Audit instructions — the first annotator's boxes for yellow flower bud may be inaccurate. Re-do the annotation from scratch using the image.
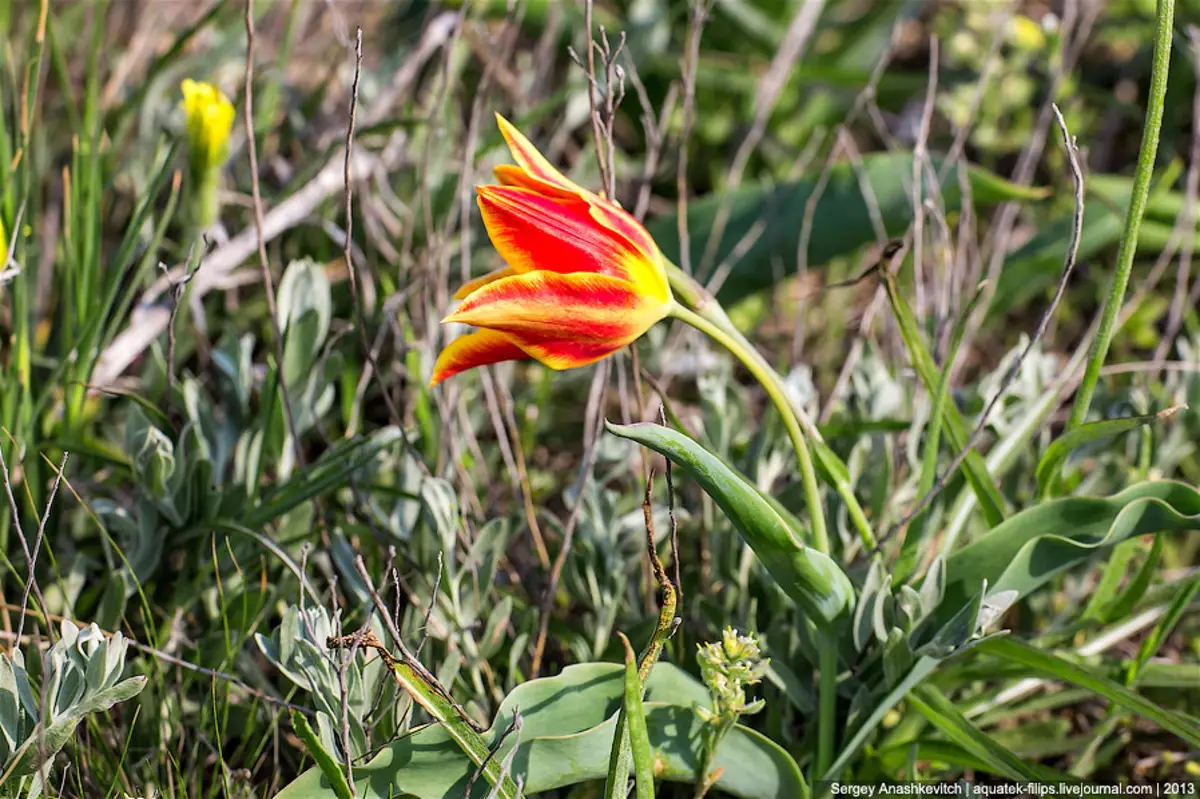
[1008,15,1045,51]
[181,79,234,174]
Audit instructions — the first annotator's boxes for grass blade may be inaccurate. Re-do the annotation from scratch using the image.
[978,637,1200,748]
[882,269,1007,527]
[908,684,1071,783]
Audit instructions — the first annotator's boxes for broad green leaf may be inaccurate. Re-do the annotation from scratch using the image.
[650,152,1046,304]
[939,481,1200,619]
[977,637,1200,748]
[277,663,805,799]
[1036,406,1185,496]
[605,421,854,626]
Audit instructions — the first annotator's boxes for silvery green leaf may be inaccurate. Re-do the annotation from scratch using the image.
[882,629,913,688]
[915,582,986,659]
[277,258,332,387]
[919,554,946,616]
[895,585,923,632]
[10,676,146,777]
[125,408,177,507]
[852,558,887,652]
[978,589,1019,631]
[421,478,459,581]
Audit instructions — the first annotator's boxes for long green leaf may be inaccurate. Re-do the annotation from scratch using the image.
[908,684,1060,782]
[978,637,1200,748]
[290,711,354,799]
[605,421,854,627]
[896,279,988,583]
[621,635,655,799]
[823,656,940,782]
[1036,406,1185,495]
[1126,577,1200,685]
[939,481,1200,619]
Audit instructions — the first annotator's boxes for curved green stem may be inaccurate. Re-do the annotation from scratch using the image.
[1066,0,1174,430]
[663,261,876,550]
[670,301,830,555]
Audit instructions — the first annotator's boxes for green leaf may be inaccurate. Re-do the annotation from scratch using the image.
[882,271,1007,528]
[896,279,989,583]
[1036,406,1186,495]
[990,164,1194,316]
[277,258,333,387]
[650,152,1045,304]
[276,664,805,799]
[620,635,655,799]
[291,711,354,799]
[823,656,940,781]
[1126,576,1200,685]
[11,677,146,777]
[245,426,404,528]
[938,481,1200,620]
[977,637,1200,748]
[908,685,1059,782]
[605,421,854,627]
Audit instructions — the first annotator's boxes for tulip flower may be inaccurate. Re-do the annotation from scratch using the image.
[181,79,235,175]
[180,79,234,230]
[431,114,673,386]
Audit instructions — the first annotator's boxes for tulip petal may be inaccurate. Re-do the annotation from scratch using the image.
[477,186,647,283]
[443,271,668,345]
[431,329,529,386]
[494,113,586,195]
[586,201,670,302]
[493,164,583,202]
[501,330,626,370]
[453,265,519,300]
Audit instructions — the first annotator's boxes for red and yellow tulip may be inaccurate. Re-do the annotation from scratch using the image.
[431,114,673,386]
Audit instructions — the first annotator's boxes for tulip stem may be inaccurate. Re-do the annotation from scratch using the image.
[669,302,830,555]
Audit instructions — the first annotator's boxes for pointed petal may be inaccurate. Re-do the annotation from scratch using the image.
[586,201,671,302]
[453,265,519,300]
[477,186,648,282]
[495,113,586,195]
[493,164,583,202]
[431,329,529,386]
[503,330,626,371]
[443,271,668,344]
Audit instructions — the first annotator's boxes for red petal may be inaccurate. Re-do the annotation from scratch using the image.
[494,113,585,195]
[443,271,668,344]
[503,329,625,370]
[431,329,529,386]
[477,186,646,283]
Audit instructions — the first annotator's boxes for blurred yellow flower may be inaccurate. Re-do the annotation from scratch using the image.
[1008,15,1046,51]
[181,79,234,173]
